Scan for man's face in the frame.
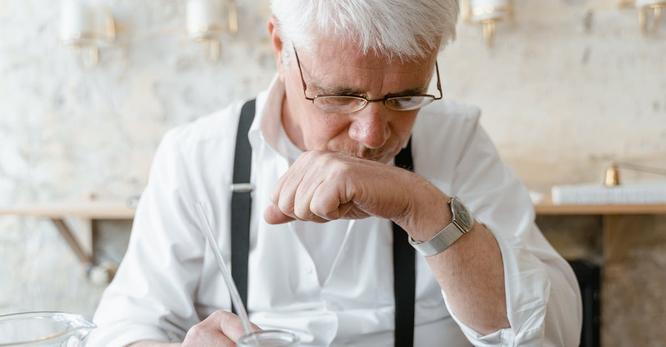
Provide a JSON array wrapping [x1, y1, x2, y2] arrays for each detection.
[[277, 34, 438, 163]]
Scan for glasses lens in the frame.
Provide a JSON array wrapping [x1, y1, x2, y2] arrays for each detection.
[[314, 96, 367, 113], [384, 96, 435, 111]]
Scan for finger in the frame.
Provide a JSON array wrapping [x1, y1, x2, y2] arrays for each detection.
[[293, 178, 328, 223], [309, 180, 346, 220], [341, 202, 371, 219], [271, 151, 312, 205], [270, 170, 292, 211], [276, 174, 304, 220], [217, 311, 261, 342], [264, 203, 296, 224]]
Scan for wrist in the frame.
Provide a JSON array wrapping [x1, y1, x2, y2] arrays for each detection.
[[395, 174, 451, 240]]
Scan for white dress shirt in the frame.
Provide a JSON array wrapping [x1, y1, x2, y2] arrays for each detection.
[[90, 76, 582, 346]]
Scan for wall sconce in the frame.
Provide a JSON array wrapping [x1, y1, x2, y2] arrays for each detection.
[[636, 0, 665, 34], [59, 0, 116, 67], [186, 0, 239, 62], [462, 0, 514, 47]]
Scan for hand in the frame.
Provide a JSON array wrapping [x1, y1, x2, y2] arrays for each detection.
[[181, 310, 260, 347], [264, 151, 451, 239]]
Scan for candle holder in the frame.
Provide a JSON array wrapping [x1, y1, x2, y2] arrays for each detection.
[[636, 0, 666, 34]]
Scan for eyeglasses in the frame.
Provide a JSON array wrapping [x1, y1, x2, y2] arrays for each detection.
[[292, 45, 443, 114]]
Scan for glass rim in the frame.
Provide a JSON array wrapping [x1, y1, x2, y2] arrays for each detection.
[[0, 311, 95, 346], [237, 329, 300, 346]]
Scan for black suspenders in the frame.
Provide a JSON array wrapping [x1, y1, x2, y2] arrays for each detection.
[[230, 99, 416, 347], [230, 99, 255, 312]]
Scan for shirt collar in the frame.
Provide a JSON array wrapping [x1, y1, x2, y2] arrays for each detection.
[[248, 74, 303, 163]]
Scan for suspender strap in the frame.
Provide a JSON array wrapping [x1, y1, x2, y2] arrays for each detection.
[[229, 99, 416, 346], [392, 138, 416, 347], [230, 99, 256, 314]]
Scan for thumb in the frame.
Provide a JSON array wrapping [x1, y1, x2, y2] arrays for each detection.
[[264, 203, 295, 224], [217, 311, 261, 342]]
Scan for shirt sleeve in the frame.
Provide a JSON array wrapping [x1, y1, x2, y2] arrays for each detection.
[[89, 129, 205, 346], [442, 120, 582, 346]]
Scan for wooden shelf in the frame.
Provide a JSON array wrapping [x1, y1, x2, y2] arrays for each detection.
[[0, 201, 135, 280], [535, 199, 666, 215], [0, 201, 135, 220]]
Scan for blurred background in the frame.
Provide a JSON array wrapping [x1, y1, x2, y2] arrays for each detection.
[[0, 0, 664, 346]]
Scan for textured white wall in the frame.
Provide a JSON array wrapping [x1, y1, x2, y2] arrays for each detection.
[[440, 0, 666, 190], [0, 0, 664, 324], [0, 0, 274, 317]]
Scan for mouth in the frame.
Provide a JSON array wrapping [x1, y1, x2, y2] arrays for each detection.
[[355, 149, 383, 161], [354, 148, 397, 163], [328, 140, 402, 162]]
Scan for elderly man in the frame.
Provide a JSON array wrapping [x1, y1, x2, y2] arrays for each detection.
[[91, 1, 581, 346]]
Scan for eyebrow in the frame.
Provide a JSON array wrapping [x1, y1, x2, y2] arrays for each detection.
[[311, 83, 426, 98]]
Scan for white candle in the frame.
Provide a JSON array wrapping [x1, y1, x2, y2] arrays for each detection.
[[187, 0, 223, 40], [470, 0, 511, 21], [60, 0, 94, 45]]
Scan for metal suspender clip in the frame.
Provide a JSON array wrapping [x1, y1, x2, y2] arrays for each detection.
[[231, 183, 254, 193]]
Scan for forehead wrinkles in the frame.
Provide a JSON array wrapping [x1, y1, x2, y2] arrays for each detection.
[[295, 37, 436, 86], [305, 64, 384, 93]]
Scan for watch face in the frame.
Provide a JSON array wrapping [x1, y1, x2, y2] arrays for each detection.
[[451, 198, 474, 231]]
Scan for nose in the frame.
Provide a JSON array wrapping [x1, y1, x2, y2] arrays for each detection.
[[348, 103, 390, 149]]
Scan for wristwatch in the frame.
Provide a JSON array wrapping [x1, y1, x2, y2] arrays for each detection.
[[408, 196, 475, 257]]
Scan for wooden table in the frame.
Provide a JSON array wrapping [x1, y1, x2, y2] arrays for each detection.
[[535, 198, 666, 259], [535, 198, 666, 346]]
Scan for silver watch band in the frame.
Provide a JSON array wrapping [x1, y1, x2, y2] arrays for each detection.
[[407, 196, 475, 257], [408, 223, 465, 257]]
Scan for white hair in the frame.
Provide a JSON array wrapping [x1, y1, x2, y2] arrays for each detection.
[[270, 0, 459, 62]]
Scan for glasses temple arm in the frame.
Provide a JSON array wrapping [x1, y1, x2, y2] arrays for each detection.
[[292, 45, 313, 101], [434, 61, 443, 100]]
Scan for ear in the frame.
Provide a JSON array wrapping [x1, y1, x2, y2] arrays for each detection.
[[267, 16, 286, 82]]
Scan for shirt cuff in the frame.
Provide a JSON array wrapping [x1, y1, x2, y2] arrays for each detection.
[[441, 287, 548, 347]]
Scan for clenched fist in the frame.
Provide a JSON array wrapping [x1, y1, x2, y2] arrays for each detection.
[[264, 151, 451, 241]]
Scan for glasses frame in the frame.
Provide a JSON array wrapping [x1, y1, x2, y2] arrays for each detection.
[[292, 45, 443, 113]]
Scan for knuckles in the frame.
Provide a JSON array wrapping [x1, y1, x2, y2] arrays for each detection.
[[296, 150, 355, 177]]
